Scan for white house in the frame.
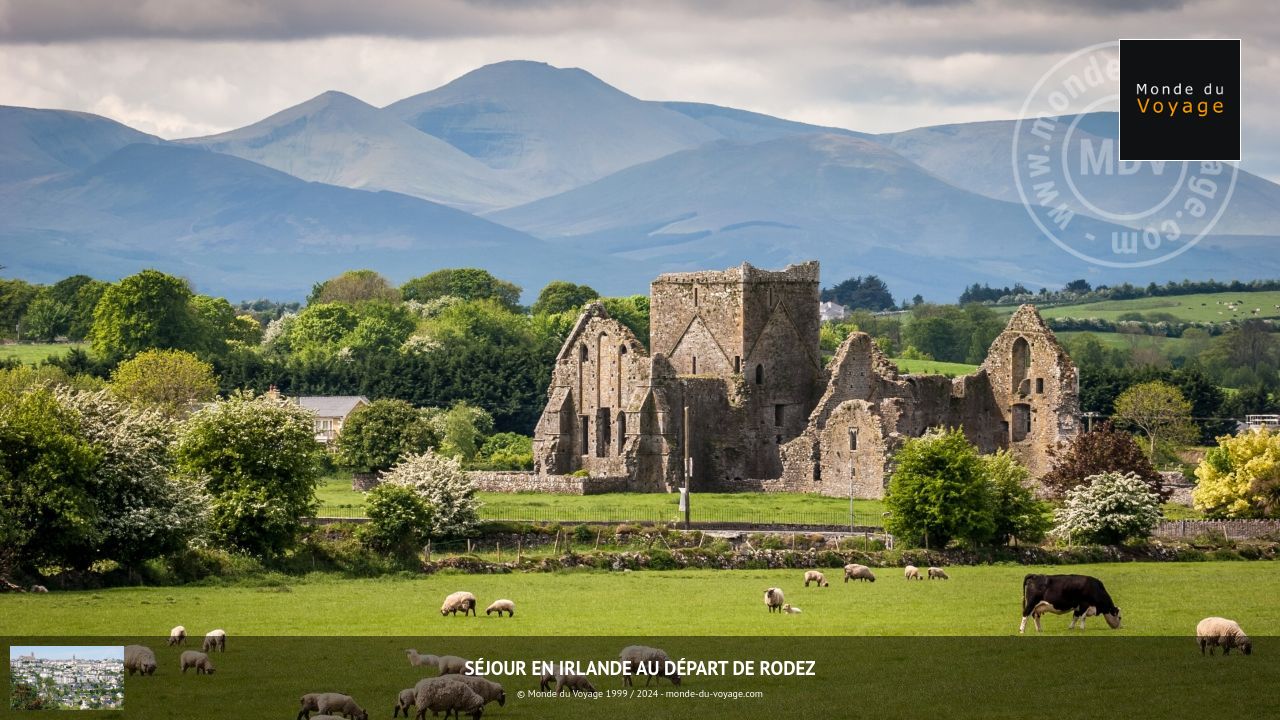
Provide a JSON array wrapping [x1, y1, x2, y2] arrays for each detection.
[[294, 396, 369, 443]]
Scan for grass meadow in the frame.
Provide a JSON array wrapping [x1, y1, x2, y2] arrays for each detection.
[[0, 342, 84, 364], [1017, 291, 1280, 323], [2, 563, 1275, 719]]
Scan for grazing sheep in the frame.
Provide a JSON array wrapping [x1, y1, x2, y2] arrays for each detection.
[[449, 675, 506, 707], [764, 587, 785, 613], [123, 645, 157, 676], [202, 629, 226, 653], [485, 599, 515, 617], [782, 604, 802, 614], [1196, 617, 1253, 656], [555, 674, 597, 696], [904, 565, 923, 581], [539, 662, 571, 691], [413, 677, 486, 720], [619, 645, 681, 686], [168, 625, 187, 646], [298, 692, 369, 720], [406, 649, 440, 668], [179, 650, 215, 675], [843, 564, 876, 583], [393, 688, 417, 718], [803, 571, 828, 587], [928, 567, 950, 580], [30, 585, 48, 593], [441, 591, 478, 617], [436, 655, 473, 676]]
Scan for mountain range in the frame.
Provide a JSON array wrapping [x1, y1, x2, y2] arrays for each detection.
[[2, 60, 1277, 301]]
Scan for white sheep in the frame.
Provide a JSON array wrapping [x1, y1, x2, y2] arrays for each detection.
[[406, 649, 440, 668], [803, 571, 828, 587], [297, 692, 369, 720], [449, 675, 506, 707], [202, 629, 226, 653], [179, 650, 215, 675], [413, 677, 486, 720], [764, 587, 785, 613], [539, 662, 568, 691], [441, 591, 478, 617], [124, 645, 157, 676], [30, 584, 48, 593], [844, 564, 876, 583], [928, 567, 949, 580], [485, 599, 515, 617], [904, 565, 923, 581], [556, 674, 597, 696], [393, 688, 416, 718], [1196, 617, 1253, 656], [782, 604, 802, 614], [168, 625, 187, 646], [619, 645, 681, 686], [436, 655, 473, 676]]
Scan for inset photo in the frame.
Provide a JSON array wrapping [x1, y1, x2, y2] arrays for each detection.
[[9, 646, 125, 711]]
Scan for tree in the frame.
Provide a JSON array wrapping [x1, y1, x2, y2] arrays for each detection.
[[360, 483, 433, 558], [1193, 430, 1280, 518], [334, 399, 438, 473], [1113, 381, 1198, 457], [820, 275, 895, 311], [884, 429, 995, 547], [109, 349, 218, 417], [1064, 279, 1092, 293], [309, 269, 400, 305], [0, 278, 38, 340], [285, 303, 358, 354], [474, 432, 534, 470], [1053, 472, 1162, 544], [174, 391, 321, 557], [400, 268, 522, 311], [429, 402, 494, 463], [600, 295, 650, 348], [532, 281, 600, 315], [378, 451, 480, 538], [90, 269, 197, 359], [1041, 422, 1164, 498], [20, 293, 72, 341], [983, 450, 1051, 544]]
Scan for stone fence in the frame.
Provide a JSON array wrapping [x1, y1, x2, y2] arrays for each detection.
[[464, 471, 629, 495], [1154, 519, 1280, 540]]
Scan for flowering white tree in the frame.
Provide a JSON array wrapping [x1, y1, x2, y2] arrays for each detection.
[[380, 451, 481, 538], [1053, 471, 1162, 545]]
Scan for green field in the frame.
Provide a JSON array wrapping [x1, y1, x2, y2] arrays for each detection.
[[1008, 291, 1280, 323], [1057, 330, 1193, 354], [0, 342, 85, 364], [889, 357, 979, 376], [1, 562, 1272, 637], [3, 564, 1273, 719], [317, 476, 887, 525]]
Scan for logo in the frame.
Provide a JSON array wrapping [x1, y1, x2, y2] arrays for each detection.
[[1012, 41, 1237, 268]]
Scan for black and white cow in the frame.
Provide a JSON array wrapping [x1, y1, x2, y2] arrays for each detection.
[[1020, 574, 1122, 633]]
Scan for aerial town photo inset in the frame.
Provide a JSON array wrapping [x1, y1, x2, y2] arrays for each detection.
[[9, 646, 124, 711]]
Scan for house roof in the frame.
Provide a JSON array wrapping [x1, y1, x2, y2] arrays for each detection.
[[295, 396, 369, 418]]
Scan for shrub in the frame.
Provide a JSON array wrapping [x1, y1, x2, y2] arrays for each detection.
[[473, 432, 534, 470], [983, 450, 1051, 544], [885, 429, 994, 547], [379, 451, 481, 539], [334, 398, 438, 473], [360, 484, 433, 558], [1042, 422, 1164, 498], [1053, 471, 1162, 545], [1193, 429, 1280, 518]]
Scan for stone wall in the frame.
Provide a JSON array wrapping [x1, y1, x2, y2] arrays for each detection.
[[1154, 519, 1280, 540], [466, 471, 630, 495]]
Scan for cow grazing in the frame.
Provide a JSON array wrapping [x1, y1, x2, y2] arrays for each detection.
[[1020, 574, 1121, 634]]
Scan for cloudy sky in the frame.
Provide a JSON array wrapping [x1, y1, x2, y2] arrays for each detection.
[[2, 0, 1276, 178]]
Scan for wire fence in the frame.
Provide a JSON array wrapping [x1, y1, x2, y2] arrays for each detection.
[[312, 504, 887, 530]]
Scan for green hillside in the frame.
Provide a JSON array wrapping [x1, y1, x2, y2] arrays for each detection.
[[1000, 291, 1280, 323]]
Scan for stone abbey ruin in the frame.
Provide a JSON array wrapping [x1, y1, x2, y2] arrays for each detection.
[[531, 262, 1079, 498]]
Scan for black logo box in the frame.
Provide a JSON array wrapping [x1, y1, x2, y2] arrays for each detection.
[[1120, 39, 1240, 162]]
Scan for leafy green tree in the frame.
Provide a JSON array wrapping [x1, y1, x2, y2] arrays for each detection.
[[1041, 422, 1163, 498], [982, 450, 1051, 544], [334, 399, 438, 473], [0, 386, 101, 572], [361, 483, 433, 558], [400, 268, 522, 311], [600, 295, 651, 348], [884, 429, 995, 547], [0, 278, 38, 340], [474, 432, 534, 470], [90, 269, 197, 359], [430, 401, 494, 463], [532, 281, 599, 315], [821, 275, 895, 311], [377, 451, 480, 538], [1053, 471, 1161, 544], [1193, 429, 1280, 518], [174, 391, 321, 557], [342, 303, 416, 357], [1114, 381, 1198, 458], [20, 292, 72, 341], [109, 349, 218, 417], [286, 303, 358, 353], [309, 269, 400, 305]]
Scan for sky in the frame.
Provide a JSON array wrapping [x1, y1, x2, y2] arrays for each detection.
[[10, 646, 124, 661], [0, 0, 1277, 179]]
